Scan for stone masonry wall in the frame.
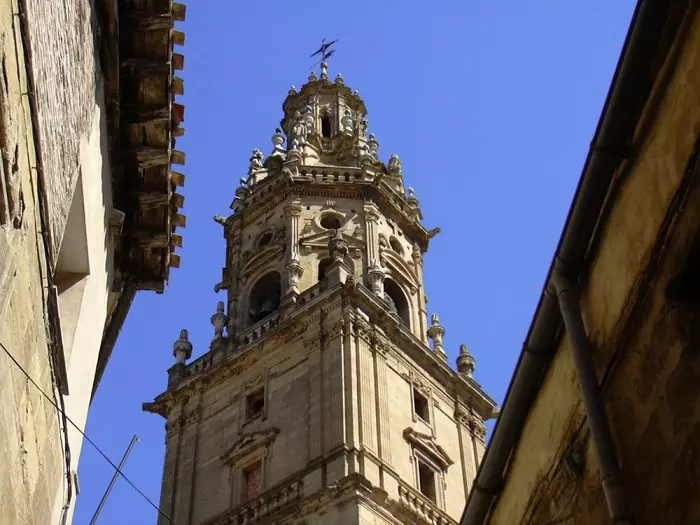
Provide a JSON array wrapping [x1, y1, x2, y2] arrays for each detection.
[[0, 1, 65, 523], [0, 1, 114, 524], [161, 295, 485, 525]]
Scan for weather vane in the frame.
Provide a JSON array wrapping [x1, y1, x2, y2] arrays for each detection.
[[310, 38, 337, 78]]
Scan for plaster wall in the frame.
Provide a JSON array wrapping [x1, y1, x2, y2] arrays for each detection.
[[488, 9, 700, 525]]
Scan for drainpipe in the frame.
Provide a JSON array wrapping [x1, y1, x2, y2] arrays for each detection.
[[551, 265, 633, 525]]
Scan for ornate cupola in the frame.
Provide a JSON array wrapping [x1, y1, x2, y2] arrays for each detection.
[[145, 57, 496, 525]]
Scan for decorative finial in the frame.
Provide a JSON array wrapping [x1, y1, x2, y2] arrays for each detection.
[[456, 344, 476, 378], [285, 259, 304, 295], [341, 109, 354, 135], [248, 148, 263, 175], [367, 133, 379, 157], [328, 229, 349, 263], [308, 70, 318, 82], [210, 301, 228, 341], [388, 153, 402, 174], [427, 314, 447, 361], [406, 187, 419, 208], [288, 85, 297, 96], [271, 128, 285, 156], [335, 72, 344, 85], [173, 329, 193, 364], [320, 61, 329, 80], [367, 264, 386, 296]]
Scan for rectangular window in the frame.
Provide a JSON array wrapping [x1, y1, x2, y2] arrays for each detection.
[[243, 460, 262, 501], [245, 389, 265, 421], [413, 388, 430, 423], [418, 460, 437, 503]]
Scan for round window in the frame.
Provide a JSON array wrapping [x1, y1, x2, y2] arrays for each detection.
[[320, 214, 342, 230]]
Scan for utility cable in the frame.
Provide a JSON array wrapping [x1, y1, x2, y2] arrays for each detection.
[[1, 341, 172, 522]]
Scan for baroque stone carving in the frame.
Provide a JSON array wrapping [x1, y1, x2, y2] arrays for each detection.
[[328, 230, 349, 262], [403, 427, 453, 469], [456, 343, 476, 378], [173, 329, 193, 364], [220, 428, 280, 465]]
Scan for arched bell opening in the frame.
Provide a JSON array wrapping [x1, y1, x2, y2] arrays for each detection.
[[248, 271, 282, 325], [318, 258, 332, 282], [384, 278, 411, 328]]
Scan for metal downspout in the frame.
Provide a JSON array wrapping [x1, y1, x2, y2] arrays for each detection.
[[552, 267, 633, 525]]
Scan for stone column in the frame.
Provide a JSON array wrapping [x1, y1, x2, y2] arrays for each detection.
[[283, 199, 304, 307], [364, 203, 385, 296], [284, 198, 303, 262], [412, 243, 428, 343]]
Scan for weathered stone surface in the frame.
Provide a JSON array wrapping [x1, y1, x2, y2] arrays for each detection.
[[484, 6, 700, 525], [146, 64, 496, 525]]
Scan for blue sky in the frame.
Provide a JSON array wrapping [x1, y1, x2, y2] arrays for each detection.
[[75, 2, 636, 523]]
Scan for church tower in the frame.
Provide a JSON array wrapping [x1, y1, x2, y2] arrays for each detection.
[[144, 60, 497, 525]]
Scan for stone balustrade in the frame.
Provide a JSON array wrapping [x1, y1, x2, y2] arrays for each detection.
[[296, 279, 328, 307], [397, 481, 456, 525], [184, 353, 213, 378], [203, 478, 303, 525], [239, 311, 281, 347]]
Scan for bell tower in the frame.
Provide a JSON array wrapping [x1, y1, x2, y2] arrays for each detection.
[[144, 60, 497, 525]]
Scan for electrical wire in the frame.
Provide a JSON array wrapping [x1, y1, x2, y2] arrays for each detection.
[[1, 340, 172, 522]]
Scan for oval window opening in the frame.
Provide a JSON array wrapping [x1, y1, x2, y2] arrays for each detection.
[[320, 215, 342, 230], [258, 232, 273, 248]]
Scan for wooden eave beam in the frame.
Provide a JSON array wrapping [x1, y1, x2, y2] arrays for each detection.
[[121, 58, 170, 76], [138, 192, 169, 210], [122, 12, 173, 31], [172, 3, 186, 21], [132, 230, 169, 248], [123, 104, 170, 125], [127, 147, 169, 168]]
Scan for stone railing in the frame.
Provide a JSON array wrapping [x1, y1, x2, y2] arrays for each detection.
[[204, 478, 303, 525], [184, 352, 213, 378], [296, 279, 328, 308], [397, 481, 456, 525], [238, 311, 280, 347]]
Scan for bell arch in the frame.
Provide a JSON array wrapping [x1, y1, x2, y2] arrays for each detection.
[[247, 271, 282, 326], [384, 278, 411, 328]]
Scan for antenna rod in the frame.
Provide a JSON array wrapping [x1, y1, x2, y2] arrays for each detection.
[[89, 434, 139, 525]]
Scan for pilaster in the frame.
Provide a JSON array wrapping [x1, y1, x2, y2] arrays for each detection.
[[172, 397, 202, 525], [158, 403, 183, 525]]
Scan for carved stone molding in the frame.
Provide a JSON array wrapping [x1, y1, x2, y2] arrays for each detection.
[[403, 427, 453, 470], [221, 428, 280, 466]]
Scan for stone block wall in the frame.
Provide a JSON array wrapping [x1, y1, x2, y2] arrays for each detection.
[[160, 292, 487, 525]]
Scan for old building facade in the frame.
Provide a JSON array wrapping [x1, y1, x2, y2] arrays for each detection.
[[0, 1, 185, 523], [145, 63, 497, 525], [462, 2, 700, 525]]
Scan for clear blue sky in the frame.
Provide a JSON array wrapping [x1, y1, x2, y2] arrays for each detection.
[[75, 2, 635, 523]]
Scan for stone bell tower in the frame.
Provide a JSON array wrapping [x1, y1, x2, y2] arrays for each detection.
[[144, 61, 497, 525]]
